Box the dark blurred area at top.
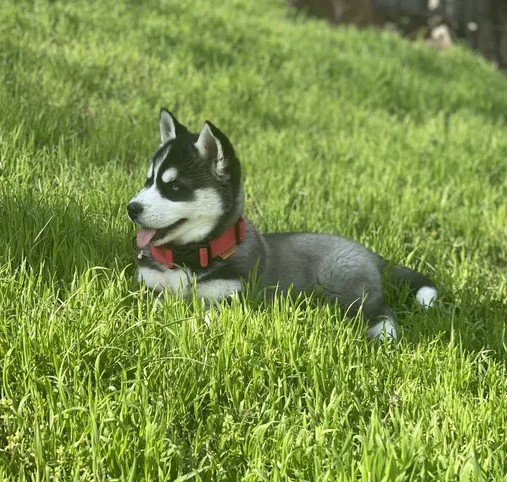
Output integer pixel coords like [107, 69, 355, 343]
[288, 0, 507, 69]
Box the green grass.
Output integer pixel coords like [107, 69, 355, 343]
[1, 0, 507, 480]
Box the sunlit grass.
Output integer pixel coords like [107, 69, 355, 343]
[1, 0, 507, 480]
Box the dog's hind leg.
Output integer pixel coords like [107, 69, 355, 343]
[366, 307, 397, 341]
[360, 290, 397, 341]
[321, 278, 397, 340]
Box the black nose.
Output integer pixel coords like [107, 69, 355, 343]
[127, 202, 143, 220]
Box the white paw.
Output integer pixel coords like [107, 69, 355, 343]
[204, 311, 212, 327]
[367, 318, 397, 341]
[416, 286, 437, 309]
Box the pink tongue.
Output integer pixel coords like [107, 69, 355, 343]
[136, 228, 157, 249]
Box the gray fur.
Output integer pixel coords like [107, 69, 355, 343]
[193, 221, 431, 324]
[129, 111, 437, 339]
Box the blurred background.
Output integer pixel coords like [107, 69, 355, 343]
[288, 0, 507, 68]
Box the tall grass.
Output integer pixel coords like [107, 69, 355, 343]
[1, 0, 506, 480]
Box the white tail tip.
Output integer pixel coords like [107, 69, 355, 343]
[416, 286, 437, 309]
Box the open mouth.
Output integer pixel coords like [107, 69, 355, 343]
[135, 218, 187, 248]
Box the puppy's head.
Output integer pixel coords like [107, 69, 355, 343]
[128, 109, 242, 247]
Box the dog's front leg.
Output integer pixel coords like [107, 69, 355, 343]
[197, 279, 242, 326]
[197, 279, 242, 303]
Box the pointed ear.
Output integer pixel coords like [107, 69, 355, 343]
[194, 121, 227, 176]
[159, 108, 188, 144]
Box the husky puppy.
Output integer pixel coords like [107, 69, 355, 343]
[127, 109, 437, 339]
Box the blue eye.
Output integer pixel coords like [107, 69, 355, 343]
[160, 179, 191, 201]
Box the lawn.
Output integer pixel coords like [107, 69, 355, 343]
[1, 0, 507, 480]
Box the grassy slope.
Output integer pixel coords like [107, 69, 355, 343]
[1, 0, 507, 480]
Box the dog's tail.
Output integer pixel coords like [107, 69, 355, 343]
[388, 263, 437, 308]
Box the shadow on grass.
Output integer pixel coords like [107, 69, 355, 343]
[1, 42, 152, 168]
[398, 289, 507, 365]
[0, 189, 133, 287]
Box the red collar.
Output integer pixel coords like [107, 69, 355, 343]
[149, 218, 246, 269]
